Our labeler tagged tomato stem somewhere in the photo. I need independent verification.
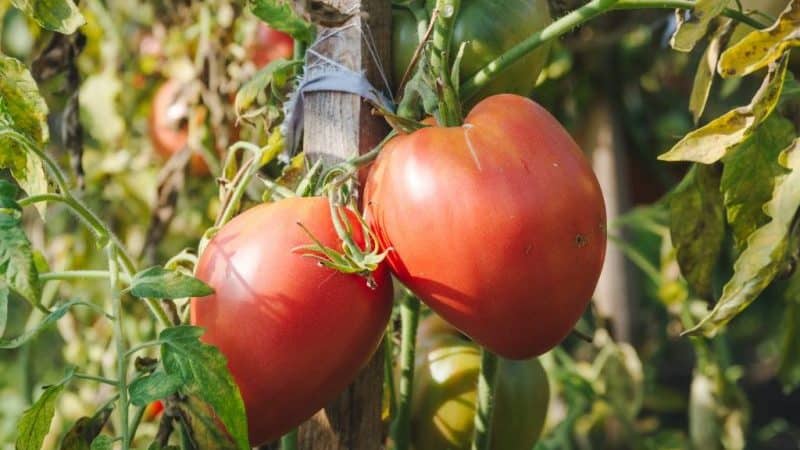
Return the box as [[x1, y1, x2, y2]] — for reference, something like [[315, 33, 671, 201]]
[[127, 405, 147, 448], [471, 350, 498, 450], [431, 0, 463, 126], [460, 0, 769, 101], [108, 244, 131, 450], [389, 291, 420, 450]]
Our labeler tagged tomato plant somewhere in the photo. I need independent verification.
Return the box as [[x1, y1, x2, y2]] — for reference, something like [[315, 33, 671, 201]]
[[366, 94, 606, 359], [392, 0, 552, 102], [410, 315, 549, 450], [191, 196, 394, 445]]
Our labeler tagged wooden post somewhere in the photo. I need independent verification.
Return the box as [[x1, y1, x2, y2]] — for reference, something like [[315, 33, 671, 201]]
[[294, 1, 391, 449]]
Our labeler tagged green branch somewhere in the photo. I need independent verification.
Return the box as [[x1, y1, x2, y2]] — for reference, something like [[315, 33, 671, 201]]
[[471, 350, 498, 450]]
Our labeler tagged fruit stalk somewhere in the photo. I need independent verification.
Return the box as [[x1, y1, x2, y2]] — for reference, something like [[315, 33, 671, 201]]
[[390, 292, 421, 450], [430, 0, 462, 126]]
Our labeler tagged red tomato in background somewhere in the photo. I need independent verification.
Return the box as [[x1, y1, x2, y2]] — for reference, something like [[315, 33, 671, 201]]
[[143, 400, 164, 421], [148, 79, 210, 175], [250, 23, 294, 67], [191, 197, 393, 446], [365, 94, 606, 359]]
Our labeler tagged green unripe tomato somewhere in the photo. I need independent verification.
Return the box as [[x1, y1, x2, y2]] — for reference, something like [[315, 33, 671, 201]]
[[411, 315, 550, 450], [392, 0, 553, 104]]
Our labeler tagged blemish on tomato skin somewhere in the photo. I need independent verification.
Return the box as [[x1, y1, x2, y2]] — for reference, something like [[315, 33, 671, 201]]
[[575, 234, 588, 248], [524, 244, 533, 255]]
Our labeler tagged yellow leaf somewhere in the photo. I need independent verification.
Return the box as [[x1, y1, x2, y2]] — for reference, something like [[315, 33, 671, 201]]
[[690, 19, 734, 123], [718, 0, 800, 77], [659, 55, 788, 163], [671, 0, 729, 52]]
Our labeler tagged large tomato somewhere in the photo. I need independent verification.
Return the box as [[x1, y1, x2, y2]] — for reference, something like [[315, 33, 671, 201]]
[[148, 79, 210, 175], [411, 315, 550, 450], [365, 94, 606, 359], [250, 23, 294, 68], [392, 0, 552, 102], [191, 197, 393, 446]]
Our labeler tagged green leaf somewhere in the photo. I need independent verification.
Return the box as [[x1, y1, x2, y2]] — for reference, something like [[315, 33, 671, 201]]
[[176, 395, 239, 449], [686, 137, 800, 337], [10, 0, 85, 34], [669, 164, 725, 298], [721, 116, 795, 250], [0, 55, 48, 216], [660, 55, 789, 163], [777, 298, 800, 393], [0, 300, 103, 349], [718, 1, 800, 78], [16, 369, 74, 450], [0, 203, 40, 306], [670, 0, 729, 52], [129, 267, 214, 300], [234, 58, 301, 122], [89, 435, 113, 450], [689, 19, 734, 123], [59, 405, 113, 450], [249, 0, 315, 43], [129, 371, 182, 407], [160, 326, 249, 450]]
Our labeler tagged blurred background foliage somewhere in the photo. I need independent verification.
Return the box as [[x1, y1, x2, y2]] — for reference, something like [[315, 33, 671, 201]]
[[0, 0, 799, 448]]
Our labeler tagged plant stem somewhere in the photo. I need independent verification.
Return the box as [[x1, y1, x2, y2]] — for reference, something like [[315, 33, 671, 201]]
[[383, 332, 397, 420], [471, 350, 498, 450], [124, 340, 164, 359], [39, 270, 135, 285], [431, 0, 462, 126], [127, 405, 146, 448], [74, 373, 119, 386], [390, 292, 420, 450], [281, 429, 298, 450], [108, 244, 130, 450], [460, 0, 769, 101]]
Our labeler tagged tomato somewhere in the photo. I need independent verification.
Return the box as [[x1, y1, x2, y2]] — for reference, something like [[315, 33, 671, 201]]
[[365, 94, 606, 359], [143, 400, 164, 421], [411, 315, 550, 450], [392, 0, 552, 102], [149, 79, 209, 175], [250, 23, 294, 68], [191, 197, 393, 446]]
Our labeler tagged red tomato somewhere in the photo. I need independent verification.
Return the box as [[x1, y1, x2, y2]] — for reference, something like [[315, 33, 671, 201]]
[[365, 94, 606, 359], [143, 400, 164, 421], [191, 197, 393, 446], [250, 23, 294, 68], [149, 79, 209, 175]]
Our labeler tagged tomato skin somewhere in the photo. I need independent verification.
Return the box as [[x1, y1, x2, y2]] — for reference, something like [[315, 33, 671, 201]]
[[191, 197, 393, 446], [149, 79, 210, 175], [365, 95, 606, 359], [250, 23, 294, 68], [411, 315, 550, 450], [392, 0, 552, 102]]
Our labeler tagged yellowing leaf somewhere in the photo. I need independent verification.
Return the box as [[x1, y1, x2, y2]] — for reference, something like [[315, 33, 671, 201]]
[[660, 55, 788, 163], [10, 0, 85, 34], [0, 55, 49, 216], [687, 137, 800, 337], [671, 0, 729, 52], [718, 0, 800, 77], [690, 19, 734, 123], [722, 116, 795, 250]]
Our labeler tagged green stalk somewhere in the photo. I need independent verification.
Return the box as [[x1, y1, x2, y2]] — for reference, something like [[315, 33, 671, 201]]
[[127, 405, 147, 448], [107, 244, 130, 450], [74, 373, 119, 386], [430, 0, 462, 126], [390, 292, 420, 450], [384, 332, 398, 420], [281, 429, 298, 450], [460, 0, 769, 101], [470, 350, 498, 450]]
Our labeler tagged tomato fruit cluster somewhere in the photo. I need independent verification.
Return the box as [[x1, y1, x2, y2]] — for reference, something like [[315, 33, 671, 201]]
[[365, 94, 606, 359], [411, 315, 550, 450]]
